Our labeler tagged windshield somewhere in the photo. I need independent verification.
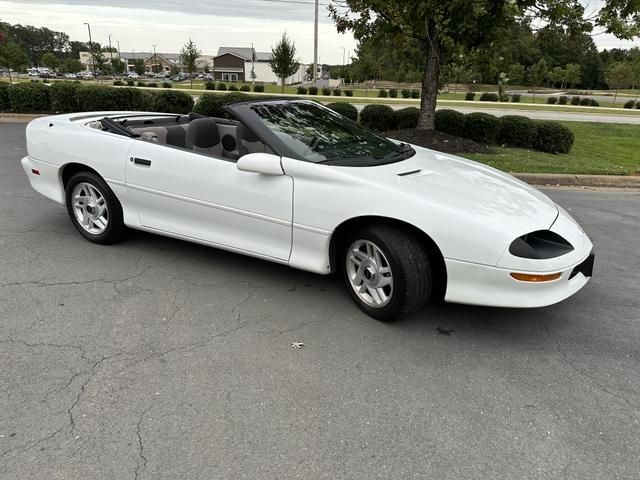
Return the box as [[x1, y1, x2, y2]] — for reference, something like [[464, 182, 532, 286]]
[[248, 102, 414, 165]]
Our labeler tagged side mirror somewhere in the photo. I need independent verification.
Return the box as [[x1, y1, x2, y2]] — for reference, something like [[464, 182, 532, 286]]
[[236, 152, 284, 176]]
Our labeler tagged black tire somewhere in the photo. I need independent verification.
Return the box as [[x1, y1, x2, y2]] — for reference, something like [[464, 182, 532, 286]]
[[341, 224, 432, 321], [65, 171, 126, 244]]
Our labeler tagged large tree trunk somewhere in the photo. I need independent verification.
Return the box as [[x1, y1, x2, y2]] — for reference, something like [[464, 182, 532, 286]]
[[417, 22, 440, 131]]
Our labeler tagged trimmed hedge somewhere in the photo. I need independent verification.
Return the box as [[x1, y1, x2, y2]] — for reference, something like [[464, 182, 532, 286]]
[[579, 97, 591, 106], [558, 95, 568, 105], [240, 85, 251, 92], [308, 86, 318, 95], [75, 86, 152, 112], [624, 100, 636, 109], [333, 88, 341, 96], [162, 81, 172, 88], [8, 82, 51, 113], [205, 81, 216, 90], [378, 89, 388, 98], [228, 85, 239, 91], [322, 87, 332, 96], [126, 80, 135, 86], [546, 96, 558, 104], [146, 82, 158, 88], [534, 121, 575, 154], [217, 83, 227, 91], [344, 90, 353, 97], [193, 92, 251, 117], [394, 107, 420, 129], [498, 115, 536, 149], [0, 82, 10, 111], [463, 112, 500, 144], [410, 90, 420, 99], [479, 92, 499, 102], [570, 96, 581, 105], [511, 94, 521, 103], [152, 90, 194, 114], [50, 81, 81, 113], [326, 102, 358, 121], [113, 80, 124, 86], [388, 88, 397, 98], [401, 89, 411, 99], [253, 85, 264, 93], [434, 109, 466, 136], [297, 86, 307, 95], [465, 92, 475, 101], [360, 104, 396, 131]]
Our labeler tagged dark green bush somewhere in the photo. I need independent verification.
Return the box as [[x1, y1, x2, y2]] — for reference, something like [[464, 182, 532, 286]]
[[162, 81, 172, 88], [394, 107, 420, 129], [333, 88, 341, 96], [8, 82, 51, 113], [498, 115, 537, 148], [499, 92, 509, 102], [113, 80, 124, 86], [590, 99, 599, 107], [546, 97, 558, 104], [401, 89, 411, 98], [388, 88, 397, 98], [126, 80, 135, 86], [434, 109, 466, 137], [624, 100, 636, 109], [465, 92, 476, 101], [0, 82, 11, 111], [344, 90, 353, 97], [240, 85, 251, 92], [152, 90, 194, 114], [326, 102, 358, 121], [205, 81, 216, 90], [558, 95, 568, 105], [76, 86, 152, 111], [297, 86, 307, 95], [534, 121, 574, 154], [146, 82, 158, 88], [479, 92, 499, 102], [570, 96, 581, 105], [228, 85, 239, 91], [580, 97, 592, 106], [410, 89, 420, 99], [463, 112, 500, 144], [193, 92, 251, 117], [217, 83, 227, 91], [30, 79, 40, 83], [42, 79, 50, 84], [360, 104, 396, 131], [321, 87, 331, 96], [307, 86, 318, 95], [377, 89, 388, 98], [253, 84, 264, 93], [50, 81, 81, 113], [511, 94, 521, 103]]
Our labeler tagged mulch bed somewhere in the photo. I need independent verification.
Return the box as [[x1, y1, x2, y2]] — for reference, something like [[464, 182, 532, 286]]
[[384, 128, 494, 155]]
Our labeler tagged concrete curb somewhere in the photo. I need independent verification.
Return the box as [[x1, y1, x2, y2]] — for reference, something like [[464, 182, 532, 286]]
[[513, 173, 640, 189], [0, 113, 45, 123]]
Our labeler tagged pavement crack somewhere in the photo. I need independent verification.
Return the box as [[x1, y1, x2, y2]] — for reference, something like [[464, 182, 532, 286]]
[[134, 410, 149, 480]]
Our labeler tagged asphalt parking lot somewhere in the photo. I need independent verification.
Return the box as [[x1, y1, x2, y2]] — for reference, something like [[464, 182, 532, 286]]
[[1, 122, 639, 479]]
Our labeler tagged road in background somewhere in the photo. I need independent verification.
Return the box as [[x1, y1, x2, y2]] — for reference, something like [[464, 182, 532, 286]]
[[1, 123, 639, 479]]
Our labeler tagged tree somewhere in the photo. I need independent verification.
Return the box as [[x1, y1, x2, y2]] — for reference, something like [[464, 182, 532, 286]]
[[506, 63, 526, 86], [133, 59, 145, 76], [606, 62, 633, 103], [565, 63, 582, 89], [330, 1, 640, 130], [111, 58, 126, 75], [0, 38, 29, 82], [528, 58, 548, 103], [63, 57, 82, 74], [268, 33, 300, 93], [179, 38, 201, 89], [41, 52, 60, 71]]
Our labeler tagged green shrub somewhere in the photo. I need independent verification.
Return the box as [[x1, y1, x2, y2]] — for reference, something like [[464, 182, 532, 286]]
[[498, 115, 536, 148], [333, 88, 341, 96], [434, 109, 466, 136], [193, 92, 251, 117], [401, 89, 411, 98], [297, 86, 307, 95], [321, 87, 331, 96], [0, 82, 11, 111], [479, 92, 499, 102], [205, 81, 216, 90], [465, 92, 476, 101], [50, 81, 81, 113], [162, 81, 172, 88], [499, 92, 509, 102], [344, 90, 353, 97], [326, 102, 358, 121], [590, 99, 599, 107], [546, 97, 558, 104], [126, 80, 135, 86], [113, 80, 124, 86], [152, 90, 194, 114], [228, 85, 239, 91], [570, 96, 581, 105], [360, 104, 396, 131], [394, 107, 420, 129], [534, 121, 574, 154], [511, 94, 521, 103], [558, 95, 568, 105], [308, 86, 318, 95], [624, 100, 636, 109], [253, 84, 264, 93], [30, 79, 40, 83], [146, 82, 158, 88], [580, 97, 592, 106], [217, 83, 227, 91], [388, 88, 397, 98], [8, 82, 51, 113], [463, 112, 500, 144], [76, 86, 152, 112], [377, 89, 388, 98], [42, 79, 50, 84], [410, 89, 420, 98], [240, 85, 251, 92]]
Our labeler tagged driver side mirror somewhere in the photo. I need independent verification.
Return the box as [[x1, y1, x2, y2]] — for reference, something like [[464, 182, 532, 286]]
[[236, 152, 284, 176]]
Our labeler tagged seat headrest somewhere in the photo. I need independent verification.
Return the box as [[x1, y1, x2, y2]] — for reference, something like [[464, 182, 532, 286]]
[[238, 123, 260, 143], [187, 118, 220, 149]]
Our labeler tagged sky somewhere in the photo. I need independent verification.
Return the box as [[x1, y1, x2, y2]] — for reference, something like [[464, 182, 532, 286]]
[[0, 0, 637, 64]]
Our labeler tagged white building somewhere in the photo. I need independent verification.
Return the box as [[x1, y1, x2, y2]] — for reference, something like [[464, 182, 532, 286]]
[[216, 47, 307, 85]]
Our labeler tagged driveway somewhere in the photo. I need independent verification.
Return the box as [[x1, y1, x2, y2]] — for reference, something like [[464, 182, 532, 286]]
[[1, 123, 639, 479]]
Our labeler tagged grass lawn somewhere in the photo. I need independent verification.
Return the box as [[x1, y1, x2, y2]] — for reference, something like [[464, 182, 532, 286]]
[[465, 122, 640, 175]]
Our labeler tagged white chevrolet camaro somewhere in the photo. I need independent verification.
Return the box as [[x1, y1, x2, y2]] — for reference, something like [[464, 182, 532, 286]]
[[22, 99, 594, 320]]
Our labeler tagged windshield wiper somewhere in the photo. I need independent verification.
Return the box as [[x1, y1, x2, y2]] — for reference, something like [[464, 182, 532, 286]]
[[382, 142, 415, 161]]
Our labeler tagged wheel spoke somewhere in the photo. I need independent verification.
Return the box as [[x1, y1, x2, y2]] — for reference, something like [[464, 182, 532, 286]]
[[368, 286, 382, 305], [378, 276, 392, 288], [352, 249, 367, 262], [82, 211, 91, 227], [353, 266, 363, 285]]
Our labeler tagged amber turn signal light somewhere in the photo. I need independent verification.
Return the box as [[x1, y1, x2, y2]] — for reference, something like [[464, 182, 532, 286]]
[[510, 272, 562, 282]]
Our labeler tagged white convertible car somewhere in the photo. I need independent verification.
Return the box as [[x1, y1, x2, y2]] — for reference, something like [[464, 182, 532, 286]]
[[22, 99, 594, 320]]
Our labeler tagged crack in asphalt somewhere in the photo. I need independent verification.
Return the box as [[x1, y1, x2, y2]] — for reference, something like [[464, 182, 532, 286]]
[[134, 410, 149, 480]]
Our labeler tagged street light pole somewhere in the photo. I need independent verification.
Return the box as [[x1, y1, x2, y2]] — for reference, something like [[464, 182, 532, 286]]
[[313, 0, 318, 86], [83, 22, 95, 78], [108, 34, 114, 75]]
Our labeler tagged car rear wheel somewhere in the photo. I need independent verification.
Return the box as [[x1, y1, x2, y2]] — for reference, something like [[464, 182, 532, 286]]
[[65, 171, 125, 244], [342, 225, 432, 321]]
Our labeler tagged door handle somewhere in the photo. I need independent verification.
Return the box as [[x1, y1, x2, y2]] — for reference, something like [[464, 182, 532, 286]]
[[132, 157, 152, 166]]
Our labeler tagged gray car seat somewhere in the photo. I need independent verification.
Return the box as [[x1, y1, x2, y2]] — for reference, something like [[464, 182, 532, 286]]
[[237, 123, 266, 157], [186, 118, 222, 156]]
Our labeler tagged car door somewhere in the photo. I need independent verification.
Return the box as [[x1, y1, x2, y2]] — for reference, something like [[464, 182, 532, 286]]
[[125, 140, 293, 261]]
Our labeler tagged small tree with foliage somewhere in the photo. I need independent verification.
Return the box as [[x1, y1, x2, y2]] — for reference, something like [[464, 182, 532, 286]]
[[528, 59, 548, 104], [269, 33, 300, 93], [607, 61, 633, 104], [133, 59, 145, 76], [0, 36, 29, 82], [41, 52, 60, 71], [180, 38, 201, 89], [63, 57, 82, 74], [565, 63, 582, 89]]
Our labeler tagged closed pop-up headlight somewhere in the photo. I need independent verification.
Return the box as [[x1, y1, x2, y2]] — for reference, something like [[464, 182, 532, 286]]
[[509, 230, 574, 259]]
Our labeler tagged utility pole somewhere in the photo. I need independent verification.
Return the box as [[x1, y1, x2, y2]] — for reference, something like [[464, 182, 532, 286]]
[[116, 40, 123, 73], [313, 0, 318, 86], [108, 34, 114, 75], [152, 44, 157, 74], [83, 22, 96, 78]]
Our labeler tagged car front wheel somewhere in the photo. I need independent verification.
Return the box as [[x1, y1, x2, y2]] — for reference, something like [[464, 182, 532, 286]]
[[342, 225, 432, 321]]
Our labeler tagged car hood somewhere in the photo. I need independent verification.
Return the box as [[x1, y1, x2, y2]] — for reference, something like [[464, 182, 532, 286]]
[[359, 145, 559, 234]]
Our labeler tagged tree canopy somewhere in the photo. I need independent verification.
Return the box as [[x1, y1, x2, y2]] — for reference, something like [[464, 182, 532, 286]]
[[180, 38, 201, 88], [269, 33, 300, 92]]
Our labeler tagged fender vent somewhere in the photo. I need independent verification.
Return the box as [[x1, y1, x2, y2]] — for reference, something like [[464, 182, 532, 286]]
[[397, 169, 421, 177]]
